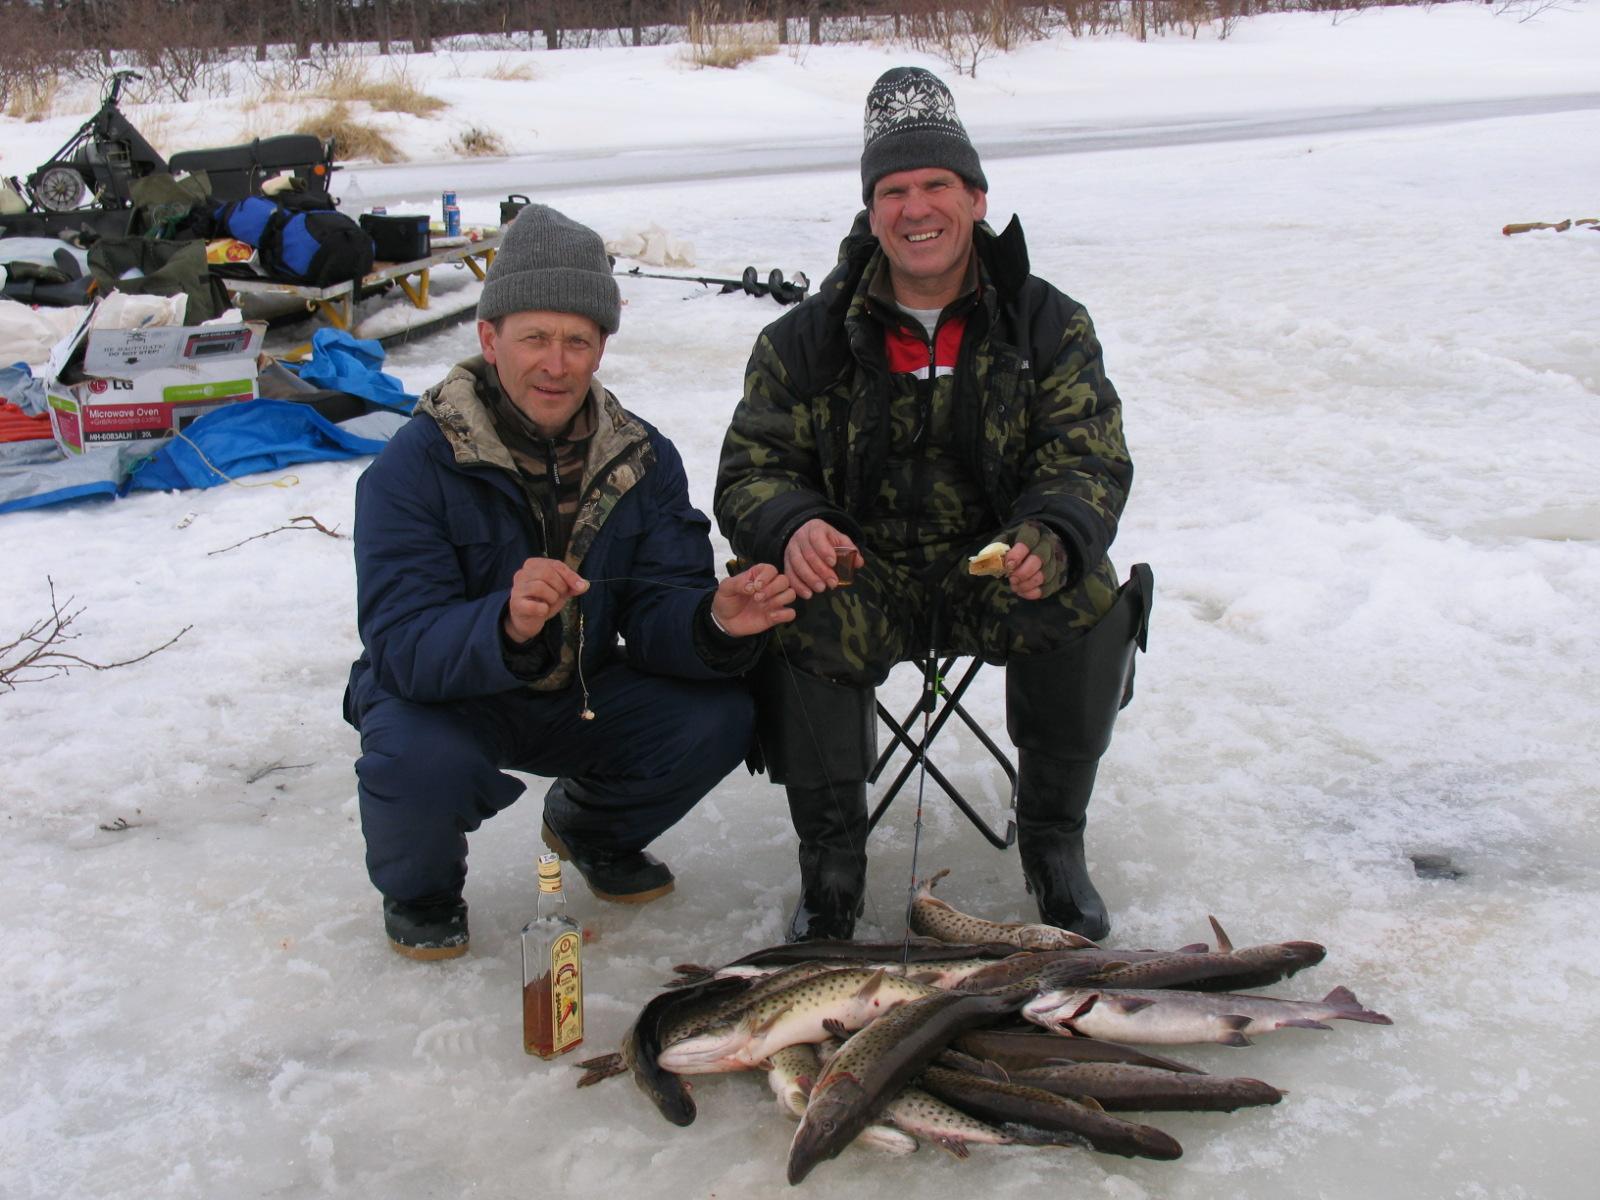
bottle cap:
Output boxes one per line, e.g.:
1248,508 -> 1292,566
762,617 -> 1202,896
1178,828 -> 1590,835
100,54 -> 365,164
538,852 -> 561,878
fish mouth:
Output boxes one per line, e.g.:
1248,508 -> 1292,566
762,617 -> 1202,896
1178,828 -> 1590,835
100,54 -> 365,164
655,1032 -> 743,1073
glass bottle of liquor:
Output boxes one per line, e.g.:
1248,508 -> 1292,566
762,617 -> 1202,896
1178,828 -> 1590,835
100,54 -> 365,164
522,852 -> 584,1059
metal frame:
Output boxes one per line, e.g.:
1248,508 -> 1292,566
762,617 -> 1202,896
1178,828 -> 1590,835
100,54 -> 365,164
867,655 -> 1017,849
220,231 -> 502,360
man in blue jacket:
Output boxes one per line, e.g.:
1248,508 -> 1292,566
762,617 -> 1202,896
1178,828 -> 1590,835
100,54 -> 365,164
345,205 -> 795,960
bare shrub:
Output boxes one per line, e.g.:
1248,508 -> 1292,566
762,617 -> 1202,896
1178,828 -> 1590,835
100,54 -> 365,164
903,0 -> 1036,78
683,2 -> 778,69
451,125 -> 507,156
486,57 -> 537,81
297,102 -> 405,163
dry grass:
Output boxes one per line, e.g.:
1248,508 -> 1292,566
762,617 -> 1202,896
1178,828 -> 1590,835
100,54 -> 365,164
682,3 -> 778,69
485,58 -> 536,82
450,126 -> 506,157
323,62 -> 447,117
4,75 -> 60,122
296,103 -> 405,164
251,59 -> 447,118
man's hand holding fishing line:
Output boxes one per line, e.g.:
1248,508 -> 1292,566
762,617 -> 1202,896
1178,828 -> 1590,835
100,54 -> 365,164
505,556 -> 795,643
504,558 -> 590,643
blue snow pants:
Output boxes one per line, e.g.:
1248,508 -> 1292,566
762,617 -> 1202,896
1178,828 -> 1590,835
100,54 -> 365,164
345,660 -> 754,903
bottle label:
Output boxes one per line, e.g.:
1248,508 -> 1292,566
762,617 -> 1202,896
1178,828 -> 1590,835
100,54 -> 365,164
549,931 -> 583,1052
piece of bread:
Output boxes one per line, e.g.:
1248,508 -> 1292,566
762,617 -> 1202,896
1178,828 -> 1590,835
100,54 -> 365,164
967,541 -> 1011,577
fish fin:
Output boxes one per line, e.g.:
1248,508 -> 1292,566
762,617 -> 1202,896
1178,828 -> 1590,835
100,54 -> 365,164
929,867 -> 952,890
822,1018 -> 851,1040
574,1052 -> 626,1086
1322,986 -> 1393,1024
1281,1018 -> 1332,1031
1208,915 -> 1234,954
854,968 -> 889,1002
1107,996 -> 1157,1016
1218,1015 -> 1253,1047
1177,942 -> 1208,954
746,1004 -> 794,1037
664,968 -> 711,988
933,1135 -> 971,1160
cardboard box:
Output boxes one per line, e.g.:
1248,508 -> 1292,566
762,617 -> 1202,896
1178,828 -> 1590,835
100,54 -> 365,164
46,312 -> 263,458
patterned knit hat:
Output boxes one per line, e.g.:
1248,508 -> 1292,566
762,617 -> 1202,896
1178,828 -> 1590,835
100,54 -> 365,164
860,67 -> 988,205
477,204 -> 620,333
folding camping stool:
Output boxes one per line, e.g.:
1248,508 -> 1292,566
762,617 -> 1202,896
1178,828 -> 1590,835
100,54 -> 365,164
867,655 -> 1018,849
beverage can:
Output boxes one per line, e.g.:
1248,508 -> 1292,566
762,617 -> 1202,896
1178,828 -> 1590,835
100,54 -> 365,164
444,205 -> 461,238
442,190 -> 457,215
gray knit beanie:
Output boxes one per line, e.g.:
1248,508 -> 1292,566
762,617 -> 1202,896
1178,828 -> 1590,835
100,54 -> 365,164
860,67 -> 987,205
477,204 -> 621,333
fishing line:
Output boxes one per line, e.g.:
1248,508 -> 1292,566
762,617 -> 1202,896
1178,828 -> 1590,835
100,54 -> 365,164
566,571 -> 778,719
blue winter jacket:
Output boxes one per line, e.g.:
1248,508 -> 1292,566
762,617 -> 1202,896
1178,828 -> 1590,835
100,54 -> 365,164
347,359 -> 743,715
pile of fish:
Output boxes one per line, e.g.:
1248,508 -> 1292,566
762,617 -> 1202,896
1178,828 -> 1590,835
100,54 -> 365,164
576,870 -> 1393,1185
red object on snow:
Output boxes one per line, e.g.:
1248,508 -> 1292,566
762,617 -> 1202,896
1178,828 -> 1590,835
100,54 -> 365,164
0,399 -> 53,443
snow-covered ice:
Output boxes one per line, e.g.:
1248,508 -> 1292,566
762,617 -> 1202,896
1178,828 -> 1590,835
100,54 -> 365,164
2,5 -> 1598,1197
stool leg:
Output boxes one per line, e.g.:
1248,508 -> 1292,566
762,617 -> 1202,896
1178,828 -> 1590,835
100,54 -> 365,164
752,658 -> 876,941
1006,566 -> 1152,942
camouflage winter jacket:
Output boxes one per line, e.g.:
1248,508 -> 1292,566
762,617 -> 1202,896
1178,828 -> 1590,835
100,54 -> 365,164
714,213 -> 1132,587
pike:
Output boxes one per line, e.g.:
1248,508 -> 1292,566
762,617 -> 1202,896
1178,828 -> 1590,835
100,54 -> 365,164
668,937 -> 1022,987
910,869 -> 1099,949
881,1086 -> 1085,1157
940,1050 -> 1284,1113
917,1065 -> 1183,1160
787,987 -> 1032,1184
658,968 -> 944,1074
1086,916 -> 1327,993
576,975 -> 752,1126
1024,985 -> 1393,1046
952,1028 -> 1207,1075
766,1045 -> 918,1156
576,962 -> 840,1090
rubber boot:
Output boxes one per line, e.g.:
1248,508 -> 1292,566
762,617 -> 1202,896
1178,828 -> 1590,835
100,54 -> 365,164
752,658 -> 877,942
1007,564 -> 1152,942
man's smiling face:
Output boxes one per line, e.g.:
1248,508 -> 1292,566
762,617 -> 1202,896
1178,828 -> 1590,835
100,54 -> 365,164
868,167 -> 988,308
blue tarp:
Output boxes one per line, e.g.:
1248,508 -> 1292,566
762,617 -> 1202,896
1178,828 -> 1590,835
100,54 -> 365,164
294,329 -> 416,412
0,326 -> 417,514
0,398 -> 406,514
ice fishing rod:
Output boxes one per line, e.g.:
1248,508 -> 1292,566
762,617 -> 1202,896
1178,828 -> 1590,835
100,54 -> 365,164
619,265 -> 811,305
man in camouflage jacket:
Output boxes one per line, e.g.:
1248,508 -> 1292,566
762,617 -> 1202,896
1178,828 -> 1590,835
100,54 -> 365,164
715,68 -> 1151,942
347,205 -> 795,960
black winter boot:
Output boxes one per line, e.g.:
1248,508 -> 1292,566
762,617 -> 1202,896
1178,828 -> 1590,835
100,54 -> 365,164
1007,563 -> 1152,942
752,658 -> 877,942
383,892 -> 469,960
1016,756 -> 1109,941
541,779 -> 676,903
785,783 -> 869,941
